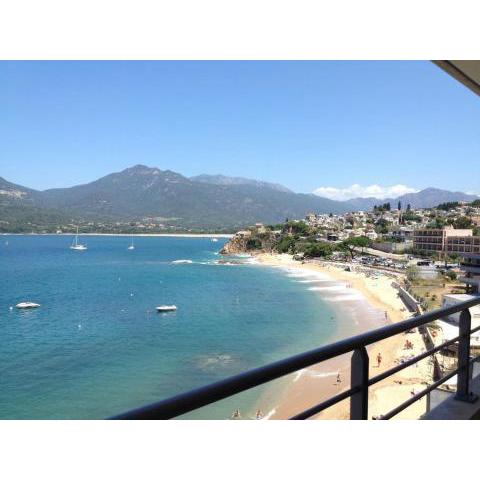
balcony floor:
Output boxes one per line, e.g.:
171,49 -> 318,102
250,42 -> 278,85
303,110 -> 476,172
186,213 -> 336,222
422,367 -> 480,420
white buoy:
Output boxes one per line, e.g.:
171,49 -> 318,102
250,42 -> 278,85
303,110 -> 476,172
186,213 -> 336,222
9,306 -> 13,311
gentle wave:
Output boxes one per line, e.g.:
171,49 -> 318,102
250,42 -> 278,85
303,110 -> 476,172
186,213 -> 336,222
293,368 -> 307,382
263,408 -> 277,420
325,293 -> 364,302
295,279 -> 329,284
283,268 -> 329,277
308,285 -> 347,292
286,272 -> 317,278
310,371 -> 338,378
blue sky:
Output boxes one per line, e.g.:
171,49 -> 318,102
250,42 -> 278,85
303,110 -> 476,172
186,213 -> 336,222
1,61 -> 479,199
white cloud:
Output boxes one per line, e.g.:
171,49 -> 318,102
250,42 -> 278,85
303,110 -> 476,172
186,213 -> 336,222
313,184 -> 419,201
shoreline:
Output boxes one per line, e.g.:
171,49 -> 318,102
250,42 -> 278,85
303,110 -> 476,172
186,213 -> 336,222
251,253 -> 432,420
0,233 -> 233,238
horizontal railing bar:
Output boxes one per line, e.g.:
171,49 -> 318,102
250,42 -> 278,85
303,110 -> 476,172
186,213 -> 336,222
111,297 -> 480,419
379,367 -> 460,420
289,386 -> 360,420
369,336 -> 461,387
470,324 -> 480,335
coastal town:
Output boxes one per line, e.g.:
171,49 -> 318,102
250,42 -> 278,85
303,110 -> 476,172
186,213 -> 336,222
221,199 -> 480,419
222,198 -> 480,295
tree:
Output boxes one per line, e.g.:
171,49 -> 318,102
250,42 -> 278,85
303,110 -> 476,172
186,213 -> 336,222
246,238 -> 262,250
397,201 -> 402,211
453,216 -> 473,229
275,236 -> 296,254
406,265 -> 419,282
340,236 -> 370,260
303,242 -> 334,258
375,218 -> 390,234
445,270 -> 457,281
282,221 -> 309,236
444,252 -> 459,268
426,216 -> 445,229
437,202 -> 459,211
406,204 -> 411,212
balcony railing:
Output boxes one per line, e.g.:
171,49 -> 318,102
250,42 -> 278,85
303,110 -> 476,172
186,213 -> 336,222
110,297 -> 480,420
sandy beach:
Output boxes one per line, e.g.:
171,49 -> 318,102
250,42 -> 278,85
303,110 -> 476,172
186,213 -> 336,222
253,253 -> 433,420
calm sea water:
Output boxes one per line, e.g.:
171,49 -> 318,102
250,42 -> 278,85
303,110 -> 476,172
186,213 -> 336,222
0,235 -> 360,419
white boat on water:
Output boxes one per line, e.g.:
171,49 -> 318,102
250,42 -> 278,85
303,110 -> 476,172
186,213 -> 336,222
156,305 -> 177,312
70,227 -> 87,250
211,238 -> 219,242
128,235 -> 135,250
16,302 -> 40,309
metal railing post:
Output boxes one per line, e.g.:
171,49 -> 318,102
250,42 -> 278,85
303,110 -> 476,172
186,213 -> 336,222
350,347 -> 369,419
456,309 -> 478,403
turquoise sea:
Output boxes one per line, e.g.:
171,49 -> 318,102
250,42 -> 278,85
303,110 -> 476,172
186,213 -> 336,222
0,235 -> 380,419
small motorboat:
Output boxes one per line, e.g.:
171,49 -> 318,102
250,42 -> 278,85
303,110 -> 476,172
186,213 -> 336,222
156,305 -> 177,313
211,238 -> 219,242
16,302 -> 41,309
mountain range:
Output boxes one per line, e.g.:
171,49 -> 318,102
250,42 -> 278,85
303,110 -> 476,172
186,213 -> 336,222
345,188 -> 479,212
1,165 -> 478,231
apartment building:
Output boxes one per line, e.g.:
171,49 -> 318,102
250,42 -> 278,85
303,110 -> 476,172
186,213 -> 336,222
413,226 -> 473,253
413,226 -> 480,293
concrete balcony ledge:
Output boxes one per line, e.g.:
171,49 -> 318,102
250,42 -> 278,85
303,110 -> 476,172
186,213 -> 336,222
422,374 -> 480,420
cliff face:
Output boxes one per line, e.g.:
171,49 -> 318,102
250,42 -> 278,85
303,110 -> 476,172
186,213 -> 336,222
220,228 -> 277,254
219,234 -> 250,254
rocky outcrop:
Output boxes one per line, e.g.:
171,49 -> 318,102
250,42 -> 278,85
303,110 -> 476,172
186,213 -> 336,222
219,233 -> 250,254
220,228 -> 277,254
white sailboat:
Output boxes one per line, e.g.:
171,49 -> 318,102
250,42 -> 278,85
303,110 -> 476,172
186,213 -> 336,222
128,235 -> 135,250
70,227 -> 87,250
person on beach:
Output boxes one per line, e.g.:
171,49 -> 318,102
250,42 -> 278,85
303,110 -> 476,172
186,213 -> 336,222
336,373 -> 341,384
384,310 -> 388,321
231,409 -> 241,420
376,352 -> 382,368
256,409 -> 263,420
